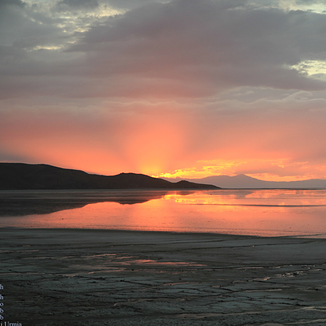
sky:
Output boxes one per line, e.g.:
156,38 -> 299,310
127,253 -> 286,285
1,0 -> 326,181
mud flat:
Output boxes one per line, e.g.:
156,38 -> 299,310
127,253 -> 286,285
1,228 -> 326,326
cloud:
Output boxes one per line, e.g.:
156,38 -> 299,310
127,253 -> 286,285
2,0 -> 326,180
0,0 -> 24,7
1,0 -> 326,100
105,0 -> 170,10
63,0 -> 326,97
57,0 -> 99,10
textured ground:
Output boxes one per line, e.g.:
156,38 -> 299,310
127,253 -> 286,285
1,228 -> 326,326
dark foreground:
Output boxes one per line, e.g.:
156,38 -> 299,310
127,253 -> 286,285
1,228 -> 326,326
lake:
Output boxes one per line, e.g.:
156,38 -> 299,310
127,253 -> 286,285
1,189 -> 326,238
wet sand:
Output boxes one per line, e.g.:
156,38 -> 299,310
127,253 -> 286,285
1,228 -> 326,326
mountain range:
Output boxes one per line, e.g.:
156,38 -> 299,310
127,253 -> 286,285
167,174 -> 326,189
0,163 -> 218,190
2,163 -> 325,190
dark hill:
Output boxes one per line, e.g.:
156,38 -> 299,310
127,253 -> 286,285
0,163 -> 218,190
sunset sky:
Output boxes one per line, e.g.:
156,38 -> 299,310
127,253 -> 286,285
1,0 -> 326,181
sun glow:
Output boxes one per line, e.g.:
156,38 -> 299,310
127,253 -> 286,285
152,158 -> 326,182
153,160 -> 243,179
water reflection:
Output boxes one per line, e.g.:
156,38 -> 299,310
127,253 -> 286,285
1,189 -> 326,238
0,190 -> 172,216
165,189 -> 326,207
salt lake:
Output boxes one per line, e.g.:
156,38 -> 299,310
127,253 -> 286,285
1,189 -> 326,237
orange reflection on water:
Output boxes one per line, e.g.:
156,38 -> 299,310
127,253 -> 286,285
164,189 -> 326,207
2,190 -> 326,237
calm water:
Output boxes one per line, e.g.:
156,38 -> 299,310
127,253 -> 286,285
1,189 -> 326,238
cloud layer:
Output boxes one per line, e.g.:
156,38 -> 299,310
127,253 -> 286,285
1,0 -> 326,179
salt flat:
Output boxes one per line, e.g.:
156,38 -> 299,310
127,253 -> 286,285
1,228 -> 326,326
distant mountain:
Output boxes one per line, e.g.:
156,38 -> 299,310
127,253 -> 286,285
166,174 -> 326,189
0,163 -> 218,190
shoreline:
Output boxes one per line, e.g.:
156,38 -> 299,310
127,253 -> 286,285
1,228 -> 326,325
1,226 -> 325,239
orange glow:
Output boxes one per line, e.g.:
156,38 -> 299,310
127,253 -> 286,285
153,159 -> 324,182
121,121 -> 185,176
3,190 -> 326,237
109,106 -> 193,176
2,102 -> 326,182
154,160 -> 244,179
164,189 -> 326,206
